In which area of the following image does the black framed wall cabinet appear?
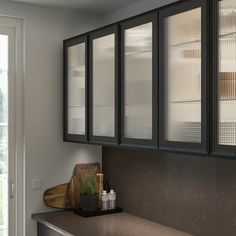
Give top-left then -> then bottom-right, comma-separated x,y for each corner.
159,0 -> 209,154
89,25 -> 119,145
61,0 -> 236,158
120,13 -> 158,149
63,35 -> 88,143
212,0 -> 236,157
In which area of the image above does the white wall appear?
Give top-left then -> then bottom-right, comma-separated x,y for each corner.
103,0 -> 178,23
0,0 -> 183,235
0,1 -> 103,236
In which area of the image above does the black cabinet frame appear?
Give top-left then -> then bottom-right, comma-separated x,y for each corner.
88,25 -> 119,145
120,12 -> 158,149
63,35 -> 89,143
211,0 -> 236,158
158,0 -> 209,154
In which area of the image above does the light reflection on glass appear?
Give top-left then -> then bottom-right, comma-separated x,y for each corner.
67,43 -> 86,135
93,34 -> 115,137
164,8 -> 202,143
218,0 -> 236,145
124,23 -> 153,139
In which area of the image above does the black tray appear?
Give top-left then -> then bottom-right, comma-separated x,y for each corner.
74,207 -> 123,217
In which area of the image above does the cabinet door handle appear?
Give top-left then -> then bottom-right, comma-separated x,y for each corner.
9,180 -> 14,199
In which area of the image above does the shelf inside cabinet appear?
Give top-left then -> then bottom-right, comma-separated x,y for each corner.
125,50 -> 152,59
68,105 -> 85,108
169,100 -> 201,104
169,99 -> 236,104
93,104 -> 114,107
167,32 -> 236,47
219,32 -> 236,39
219,99 -> 236,102
170,38 -> 201,47
125,103 -> 152,106
68,65 -> 85,69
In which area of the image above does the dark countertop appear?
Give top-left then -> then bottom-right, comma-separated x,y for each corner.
32,211 -> 193,236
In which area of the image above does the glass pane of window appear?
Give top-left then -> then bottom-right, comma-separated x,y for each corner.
218,0 -> 236,145
0,34 -> 8,236
164,8 -> 202,143
93,34 -> 115,137
67,43 -> 86,135
124,23 -> 152,139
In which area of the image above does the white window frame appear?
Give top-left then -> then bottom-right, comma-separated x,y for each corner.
0,16 -> 24,236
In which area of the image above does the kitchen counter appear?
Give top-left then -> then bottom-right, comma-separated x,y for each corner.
32,211 -> 193,236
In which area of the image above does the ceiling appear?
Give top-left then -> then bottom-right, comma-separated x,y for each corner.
10,0 -> 141,14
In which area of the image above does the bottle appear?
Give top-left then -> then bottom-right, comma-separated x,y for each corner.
108,190 -> 116,210
104,178 -> 110,193
96,173 -> 104,193
96,173 -> 104,209
101,190 -> 109,211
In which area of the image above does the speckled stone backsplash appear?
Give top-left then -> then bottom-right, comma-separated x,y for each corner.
102,147 -> 236,236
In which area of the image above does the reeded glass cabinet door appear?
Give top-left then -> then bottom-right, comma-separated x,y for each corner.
213,0 -> 236,156
89,26 -> 118,144
120,13 -> 157,148
64,36 -> 88,142
159,0 -> 208,153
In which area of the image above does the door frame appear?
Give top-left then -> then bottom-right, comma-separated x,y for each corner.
0,16 -> 24,236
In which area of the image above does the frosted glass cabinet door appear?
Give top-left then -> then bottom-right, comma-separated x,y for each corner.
64,35 -> 88,142
159,0 -> 208,153
121,13 -> 157,147
89,26 -> 118,144
213,0 -> 236,156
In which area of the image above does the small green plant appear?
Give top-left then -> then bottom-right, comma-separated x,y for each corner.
80,173 -> 97,195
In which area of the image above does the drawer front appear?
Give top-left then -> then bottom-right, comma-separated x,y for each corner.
38,223 -> 63,236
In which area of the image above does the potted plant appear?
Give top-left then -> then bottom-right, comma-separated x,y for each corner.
80,173 -> 98,212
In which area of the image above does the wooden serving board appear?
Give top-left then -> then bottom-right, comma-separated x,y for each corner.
44,183 -> 73,209
68,175 -> 80,209
43,163 -> 101,209
75,163 -> 100,176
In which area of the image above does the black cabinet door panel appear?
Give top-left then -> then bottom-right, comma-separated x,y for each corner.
89,25 -> 119,145
159,0 -> 209,154
212,0 -> 236,157
64,35 -> 88,143
120,13 -> 158,149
